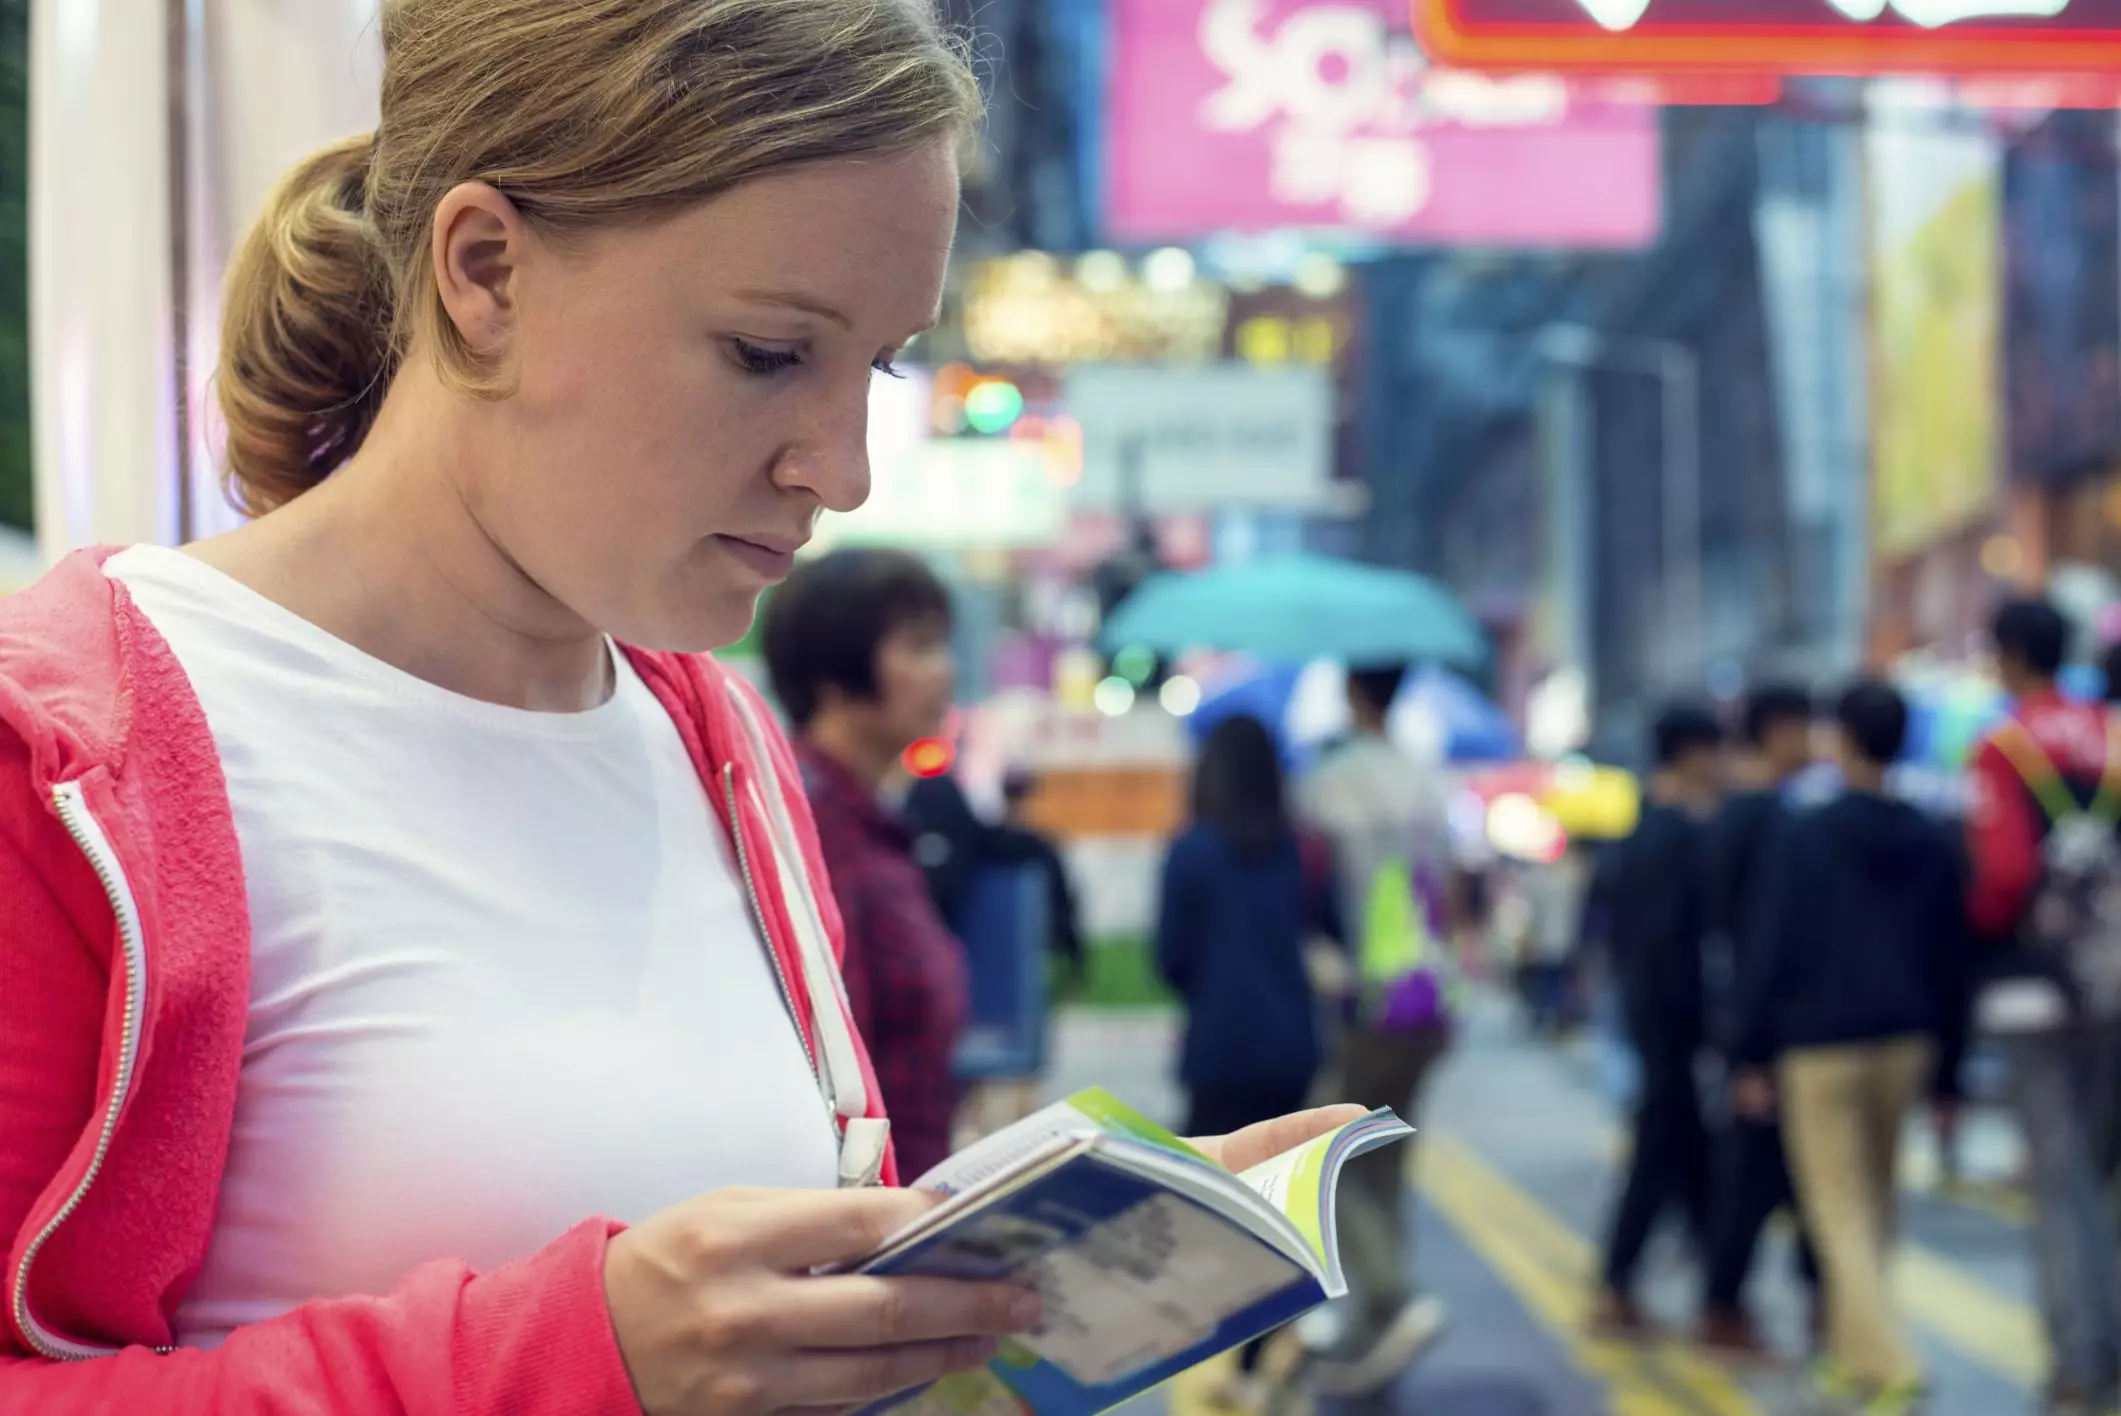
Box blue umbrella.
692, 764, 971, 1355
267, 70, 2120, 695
1101, 552, 1486, 668
1395, 667, 1519, 763
1188, 662, 1516, 765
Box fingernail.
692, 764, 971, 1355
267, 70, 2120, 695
1008, 1290, 1044, 1328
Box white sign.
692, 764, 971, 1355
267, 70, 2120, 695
816, 440, 1066, 551
1064, 364, 1333, 514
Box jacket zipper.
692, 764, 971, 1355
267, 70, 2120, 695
723, 764, 823, 1092
11, 784, 162, 1360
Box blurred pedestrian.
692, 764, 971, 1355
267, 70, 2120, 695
1157, 714, 1338, 1403
1737, 682, 1968, 1414
903, 769, 985, 925
1500, 846, 1592, 1038
994, 768, 1087, 981
765, 549, 969, 1182
1295, 664, 1456, 1395
1591, 704, 1725, 1340
1699, 683, 1822, 1356
1967, 598, 2121, 1416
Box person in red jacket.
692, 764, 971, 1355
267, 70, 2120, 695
1967, 597, 2121, 1416
0, 5, 1356, 1413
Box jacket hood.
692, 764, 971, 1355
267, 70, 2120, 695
0, 549, 133, 791
1818, 790, 1941, 882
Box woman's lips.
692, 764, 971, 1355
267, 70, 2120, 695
714, 534, 798, 581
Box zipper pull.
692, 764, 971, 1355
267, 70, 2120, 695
838, 1116, 891, 1188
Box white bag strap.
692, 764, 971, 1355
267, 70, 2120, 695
724, 684, 871, 1125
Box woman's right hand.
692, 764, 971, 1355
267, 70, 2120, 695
602, 1187, 1043, 1416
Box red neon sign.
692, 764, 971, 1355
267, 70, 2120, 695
1414, 0, 2121, 74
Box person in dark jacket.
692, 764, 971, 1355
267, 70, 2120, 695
1699, 684, 1821, 1355
1592, 704, 1725, 1339
1159, 713, 1338, 1135
1155, 713, 1340, 1389
995, 769, 1086, 978
1734, 681, 1969, 1413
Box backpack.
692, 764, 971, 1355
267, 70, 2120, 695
1991, 718, 2121, 1018
1355, 854, 1458, 1031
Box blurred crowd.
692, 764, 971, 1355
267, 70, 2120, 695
1533, 596, 2121, 1416
764, 542, 2121, 1416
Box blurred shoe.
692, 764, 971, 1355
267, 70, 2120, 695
1206, 1369, 1270, 1414
1695, 1306, 1776, 1365
1806, 1361, 1928, 1416
2041, 1383, 2115, 1416
1806, 1357, 1865, 1413
1310, 1297, 1448, 1397
1586, 1288, 1658, 1344
1862, 1378, 1927, 1416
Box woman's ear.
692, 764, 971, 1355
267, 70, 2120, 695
430, 181, 529, 361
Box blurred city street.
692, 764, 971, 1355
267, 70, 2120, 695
1044, 994, 2042, 1416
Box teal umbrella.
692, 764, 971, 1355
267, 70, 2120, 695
1099, 552, 1486, 668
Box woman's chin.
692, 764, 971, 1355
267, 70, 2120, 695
611, 589, 762, 657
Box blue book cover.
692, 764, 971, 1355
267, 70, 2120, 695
845, 1090, 1413, 1416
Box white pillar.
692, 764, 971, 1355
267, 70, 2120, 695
30, 0, 181, 557
188, 0, 382, 538
30, 0, 382, 557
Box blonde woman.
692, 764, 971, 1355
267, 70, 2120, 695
0, 3, 1351, 1412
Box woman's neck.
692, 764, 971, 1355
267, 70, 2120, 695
189, 372, 613, 714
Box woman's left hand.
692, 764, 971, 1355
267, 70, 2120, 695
1188, 1105, 1368, 1173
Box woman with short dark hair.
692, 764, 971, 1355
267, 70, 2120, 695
763, 549, 969, 1181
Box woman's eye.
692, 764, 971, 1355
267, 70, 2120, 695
872, 355, 906, 379
732, 340, 804, 376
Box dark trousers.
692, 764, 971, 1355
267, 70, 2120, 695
1603, 1044, 1711, 1294
1187, 1081, 1316, 1372
1705, 1115, 1818, 1311
1333, 1024, 1452, 1349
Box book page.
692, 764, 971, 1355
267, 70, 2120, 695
1235, 1110, 1415, 1286
911, 1088, 1208, 1196
1236, 1129, 1342, 1263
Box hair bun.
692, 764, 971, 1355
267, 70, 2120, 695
217, 132, 394, 516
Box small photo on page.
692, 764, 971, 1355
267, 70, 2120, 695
917, 1211, 1071, 1280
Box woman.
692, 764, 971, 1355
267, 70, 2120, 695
763, 549, 968, 1181
1158, 716, 1341, 1395
0, 4, 1352, 1411
1159, 713, 1337, 1143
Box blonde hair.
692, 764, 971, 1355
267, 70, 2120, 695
217, 0, 980, 516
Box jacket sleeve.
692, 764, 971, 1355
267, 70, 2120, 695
1927, 836, 1976, 1102
0, 1220, 639, 1415
1730, 822, 1794, 1071
1701, 802, 1741, 945
1967, 736, 2041, 938
0, 828, 642, 1416
1154, 839, 1201, 995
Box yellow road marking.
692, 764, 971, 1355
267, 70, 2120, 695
1418, 1131, 1769, 1416
1893, 1246, 2046, 1387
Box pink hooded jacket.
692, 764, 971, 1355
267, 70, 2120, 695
0, 550, 896, 1414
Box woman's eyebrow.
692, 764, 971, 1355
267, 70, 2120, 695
731, 288, 853, 331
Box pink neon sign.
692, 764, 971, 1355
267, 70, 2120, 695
1107, 0, 1661, 249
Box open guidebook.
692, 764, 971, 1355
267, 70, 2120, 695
841, 1088, 1414, 1416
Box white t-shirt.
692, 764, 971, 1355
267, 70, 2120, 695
104, 546, 840, 1350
